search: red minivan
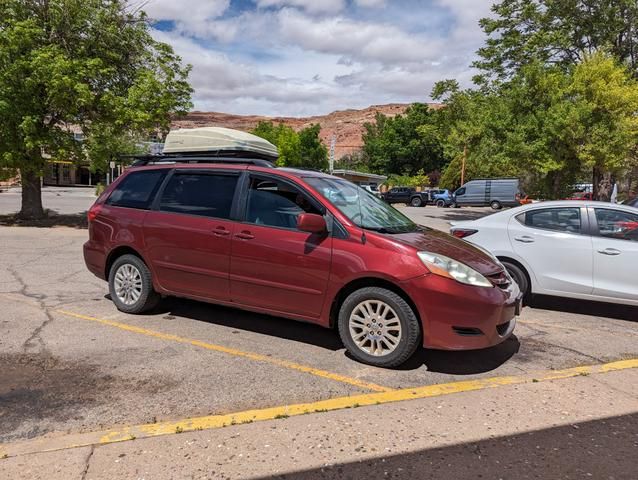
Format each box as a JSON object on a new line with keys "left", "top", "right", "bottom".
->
{"left": 84, "top": 158, "right": 521, "bottom": 367}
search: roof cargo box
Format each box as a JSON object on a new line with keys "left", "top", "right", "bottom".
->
{"left": 162, "top": 127, "right": 278, "bottom": 160}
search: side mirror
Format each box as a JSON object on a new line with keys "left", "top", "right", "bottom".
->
{"left": 297, "top": 213, "right": 327, "bottom": 234}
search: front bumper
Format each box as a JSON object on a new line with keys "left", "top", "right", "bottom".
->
{"left": 401, "top": 273, "right": 521, "bottom": 350}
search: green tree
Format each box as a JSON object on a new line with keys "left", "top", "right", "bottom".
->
{"left": 436, "top": 54, "right": 638, "bottom": 199}
{"left": 0, "top": 0, "right": 192, "bottom": 218}
{"left": 251, "top": 121, "right": 301, "bottom": 167}
{"left": 362, "top": 103, "right": 445, "bottom": 176}
{"left": 252, "top": 121, "right": 329, "bottom": 170}
{"left": 298, "top": 124, "right": 328, "bottom": 171}
{"left": 474, "top": 0, "right": 638, "bottom": 84}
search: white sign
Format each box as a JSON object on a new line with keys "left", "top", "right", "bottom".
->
{"left": 109, "top": 161, "right": 115, "bottom": 169}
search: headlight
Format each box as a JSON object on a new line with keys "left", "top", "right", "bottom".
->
{"left": 417, "top": 251, "right": 493, "bottom": 288}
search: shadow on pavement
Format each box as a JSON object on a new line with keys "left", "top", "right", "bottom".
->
{"left": 161, "top": 297, "right": 344, "bottom": 351}
{"left": 401, "top": 335, "right": 520, "bottom": 374}
{"left": 529, "top": 295, "right": 638, "bottom": 322}
{"left": 260, "top": 412, "right": 638, "bottom": 480}
{"left": 0, "top": 212, "right": 88, "bottom": 229}
{"left": 158, "top": 298, "right": 518, "bottom": 374}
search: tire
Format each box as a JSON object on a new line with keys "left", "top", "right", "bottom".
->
{"left": 436, "top": 199, "right": 446, "bottom": 208}
{"left": 501, "top": 260, "right": 530, "bottom": 301}
{"left": 338, "top": 287, "right": 421, "bottom": 368}
{"left": 490, "top": 200, "right": 502, "bottom": 210}
{"left": 108, "top": 254, "right": 160, "bottom": 314}
{"left": 410, "top": 197, "right": 423, "bottom": 207}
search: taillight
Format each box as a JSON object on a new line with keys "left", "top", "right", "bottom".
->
{"left": 87, "top": 204, "right": 102, "bottom": 223}
{"left": 452, "top": 229, "right": 478, "bottom": 239}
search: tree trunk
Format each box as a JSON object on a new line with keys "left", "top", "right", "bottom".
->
{"left": 19, "top": 168, "right": 45, "bottom": 219}
{"left": 593, "top": 166, "right": 613, "bottom": 202}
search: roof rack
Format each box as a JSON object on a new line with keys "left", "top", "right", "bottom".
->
{"left": 126, "top": 151, "right": 276, "bottom": 168}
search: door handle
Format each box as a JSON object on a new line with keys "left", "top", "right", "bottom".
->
{"left": 213, "top": 227, "right": 231, "bottom": 236}
{"left": 235, "top": 231, "right": 255, "bottom": 240}
{"left": 514, "top": 236, "right": 535, "bottom": 243}
{"left": 597, "top": 248, "right": 621, "bottom": 256}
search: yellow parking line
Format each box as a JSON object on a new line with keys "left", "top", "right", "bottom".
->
{"left": 55, "top": 310, "right": 393, "bottom": 393}
{"left": 2, "top": 357, "right": 637, "bottom": 458}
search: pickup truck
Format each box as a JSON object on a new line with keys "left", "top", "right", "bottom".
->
{"left": 382, "top": 187, "right": 429, "bottom": 207}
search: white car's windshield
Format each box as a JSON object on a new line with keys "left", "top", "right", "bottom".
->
{"left": 305, "top": 177, "right": 418, "bottom": 233}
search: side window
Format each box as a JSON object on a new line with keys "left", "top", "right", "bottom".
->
{"left": 523, "top": 208, "right": 582, "bottom": 234}
{"left": 455, "top": 187, "right": 466, "bottom": 196}
{"left": 594, "top": 209, "right": 638, "bottom": 242}
{"left": 245, "top": 177, "right": 322, "bottom": 230}
{"left": 106, "top": 169, "right": 167, "bottom": 210}
{"left": 159, "top": 173, "right": 238, "bottom": 219}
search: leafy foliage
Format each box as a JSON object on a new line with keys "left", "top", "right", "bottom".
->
{"left": 251, "top": 121, "right": 328, "bottom": 170}
{"left": 436, "top": 54, "right": 638, "bottom": 198}
{"left": 0, "top": 0, "right": 193, "bottom": 217}
{"left": 474, "top": 0, "right": 638, "bottom": 84}
{"left": 362, "top": 104, "right": 446, "bottom": 177}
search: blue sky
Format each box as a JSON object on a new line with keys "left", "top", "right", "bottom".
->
{"left": 143, "top": 0, "right": 494, "bottom": 116}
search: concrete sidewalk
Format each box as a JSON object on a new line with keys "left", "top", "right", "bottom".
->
{"left": 3, "top": 368, "right": 637, "bottom": 479}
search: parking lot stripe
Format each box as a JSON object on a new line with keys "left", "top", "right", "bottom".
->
{"left": 2, "top": 357, "right": 637, "bottom": 458}
{"left": 55, "top": 309, "right": 394, "bottom": 393}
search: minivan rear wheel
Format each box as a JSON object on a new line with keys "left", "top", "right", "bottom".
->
{"left": 490, "top": 200, "right": 502, "bottom": 210}
{"left": 109, "top": 254, "right": 160, "bottom": 314}
{"left": 338, "top": 287, "right": 421, "bottom": 368}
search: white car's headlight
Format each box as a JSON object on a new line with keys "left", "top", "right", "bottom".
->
{"left": 418, "top": 251, "right": 493, "bottom": 288}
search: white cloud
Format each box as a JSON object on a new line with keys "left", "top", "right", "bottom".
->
{"left": 146, "top": 1, "right": 492, "bottom": 116}
{"left": 278, "top": 9, "right": 443, "bottom": 65}
{"left": 255, "top": 0, "right": 346, "bottom": 15}
{"left": 355, "top": 0, "right": 386, "bottom": 7}
{"left": 143, "top": 0, "right": 230, "bottom": 23}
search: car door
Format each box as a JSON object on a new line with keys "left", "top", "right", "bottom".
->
{"left": 229, "top": 174, "right": 333, "bottom": 319}
{"left": 590, "top": 207, "right": 638, "bottom": 301}
{"left": 143, "top": 170, "right": 241, "bottom": 301}
{"left": 507, "top": 206, "right": 593, "bottom": 295}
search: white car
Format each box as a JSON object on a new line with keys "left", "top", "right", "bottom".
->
{"left": 450, "top": 201, "right": 638, "bottom": 306}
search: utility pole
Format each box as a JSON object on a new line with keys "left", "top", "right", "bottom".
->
{"left": 329, "top": 135, "right": 336, "bottom": 174}
{"left": 461, "top": 144, "right": 467, "bottom": 185}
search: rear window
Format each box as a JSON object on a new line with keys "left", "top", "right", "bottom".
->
{"left": 159, "top": 173, "right": 239, "bottom": 219}
{"left": 518, "top": 207, "right": 582, "bottom": 234}
{"left": 106, "top": 170, "right": 167, "bottom": 210}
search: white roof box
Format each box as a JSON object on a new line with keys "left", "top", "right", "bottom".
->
{"left": 163, "top": 127, "right": 278, "bottom": 159}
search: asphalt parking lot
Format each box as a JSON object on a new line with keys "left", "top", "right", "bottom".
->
{"left": 1, "top": 190, "right": 637, "bottom": 450}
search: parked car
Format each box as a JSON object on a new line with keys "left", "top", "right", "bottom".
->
{"left": 382, "top": 187, "right": 429, "bottom": 207}
{"left": 565, "top": 191, "right": 593, "bottom": 201}
{"left": 361, "top": 184, "right": 382, "bottom": 198}
{"left": 430, "top": 189, "right": 453, "bottom": 208}
{"left": 84, "top": 158, "right": 521, "bottom": 368}
{"left": 453, "top": 178, "right": 524, "bottom": 210}
{"left": 450, "top": 201, "right": 638, "bottom": 306}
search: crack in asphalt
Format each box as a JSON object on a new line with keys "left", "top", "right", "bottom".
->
{"left": 8, "top": 268, "right": 54, "bottom": 354}
{"left": 80, "top": 445, "right": 95, "bottom": 480}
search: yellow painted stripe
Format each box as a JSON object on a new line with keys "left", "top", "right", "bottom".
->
{"left": 55, "top": 310, "right": 393, "bottom": 393}
{"left": 2, "top": 357, "right": 637, "bottom": 458}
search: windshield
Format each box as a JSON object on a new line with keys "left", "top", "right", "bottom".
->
{"left": 305, "top": 177, "right": 418, "bottom": 233}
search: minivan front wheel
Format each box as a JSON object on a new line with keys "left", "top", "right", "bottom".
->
{"left": 109, "top": 254, "right": 160, "bottom": 314}
{"left": 338, "top": 287, "right": 421, "bottom": 368}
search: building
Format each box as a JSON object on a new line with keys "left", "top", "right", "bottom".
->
{"left": 330, "top": 169, "right": 387, "bottom": 188}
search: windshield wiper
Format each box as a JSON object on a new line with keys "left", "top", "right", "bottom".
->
{"left": 363, "top": 226, "right": 414, "bottom": 234}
